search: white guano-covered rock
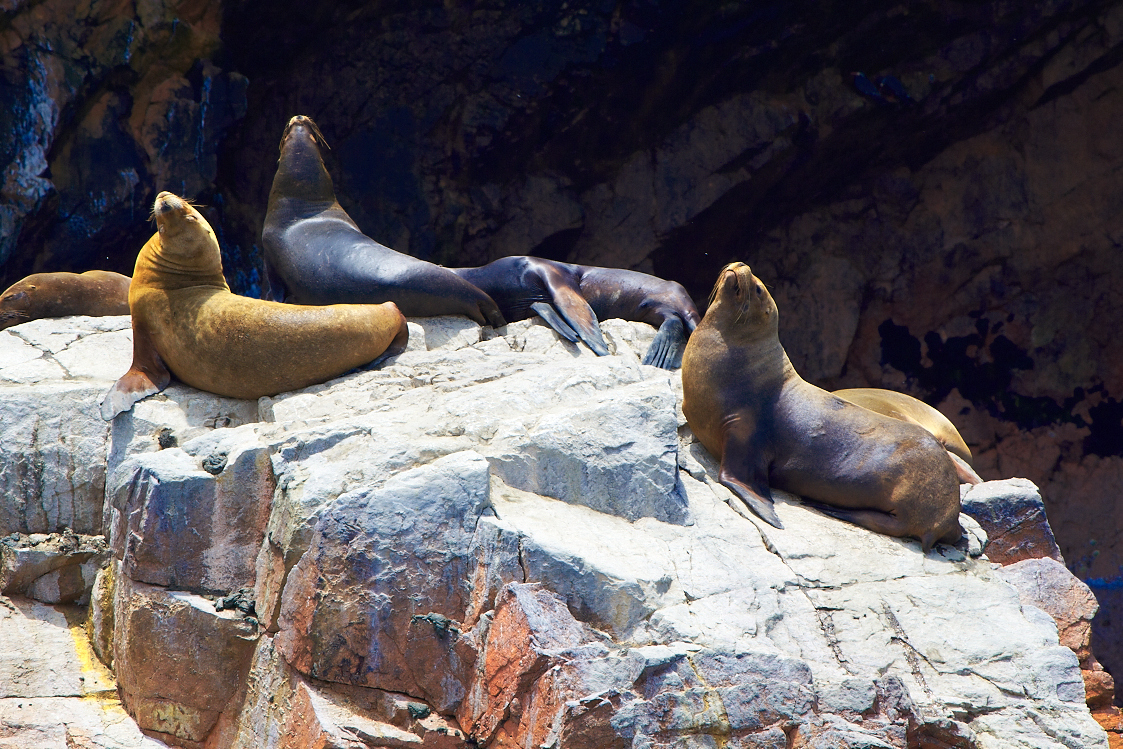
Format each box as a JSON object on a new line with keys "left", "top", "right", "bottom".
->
{"left": 0, "top": 316, "right": 132, "bottom": 535}
{"left": 0, "top": 314, "right": 1109, "bottom": 748}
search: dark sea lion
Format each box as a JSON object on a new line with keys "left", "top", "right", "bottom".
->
{"left": 681, "top": 262, "right": 962, "bottom": 551}
{"left": 453, "top": 256, "right": 700, "bottom": 369}
{"left": 833, "top": 388, "right": 983, "bottom": 485}
{"left": 261, "top": 115, "right": 505, "bottom": 327}
{"left": 101, "top": 192, "right": 408, "bottom": 420}
{"left": 0, "top": 271, "right": 131, "bottom": 331}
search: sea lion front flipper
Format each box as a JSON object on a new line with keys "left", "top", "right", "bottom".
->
{"left": 947, "top": 451, "right": 983, "bottom": 485}
{"left": 641, "top": 317, "right": 687, "bottom": 370}
{"left": 100, "top": 323, "right": 171, "bottom": 421}
{"left": 530, "top": 302, "right": 580, "bottom": 343}
{"left": 717, "top": 418, "right": 783, "bottom": 529}
{"left": 261, "top": 256, "right": 287, "bottom": 303}
{"left": 538, "top": 266, "right": 609, "bottom": 356}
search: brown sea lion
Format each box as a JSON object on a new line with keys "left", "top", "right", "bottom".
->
{"left": 452, "top": 256, "right": 701, "bottom": 369}
{"left": 0, "top": 271, "right": 130, "bottom": 331}
{"left": 681, "top": 262, "right": 962, "bottom": 551}
{"left": 101, "top": 192, "right": 408, "bottom": 420}
{"left": 833, "top": 388, "right": 983, "bottom": 485}
{"left": 261, "top": 115, "right": 505, "bottom": 328}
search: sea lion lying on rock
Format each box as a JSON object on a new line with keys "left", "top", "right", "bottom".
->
{"left": 101, "top": 192, "right": 407, "bottom": 420}
{"left": 681, "top": 262, "right": 962, "bottom": 551}
{"left": 0, "top": 271, "right": 130, "bottom": 330}
{"left": 261, "top": 115, "right": 505, "bottom": 328}
{"left": 452, "top": 256, "right": 700, "bottom": 369}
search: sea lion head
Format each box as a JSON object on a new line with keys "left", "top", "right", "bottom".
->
{"left": 145, "top": 192, "right": 225, "bottom": 284}
{"left": 708, "top": 262, "right": 778, "bottom": 338}
{"left": 153, "top": 192, "right": 218, "bottom": 254}
{"left": 0, "top": 280, "right": 33, "bottom": 330}
{"left": 272, "top": 115, "right": 336, "bottom": 203}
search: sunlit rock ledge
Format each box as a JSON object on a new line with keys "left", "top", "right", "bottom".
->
{"left": 0, "top": 314, "right": 1109, "bottom": 748}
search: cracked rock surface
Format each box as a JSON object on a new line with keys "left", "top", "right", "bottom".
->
{"left": 0, "top": 314, "right": 1110, "bottom": 747}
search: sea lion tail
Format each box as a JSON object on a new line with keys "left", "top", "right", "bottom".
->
{"left": 641, "top": 317, "right": 687, "bottom": 369}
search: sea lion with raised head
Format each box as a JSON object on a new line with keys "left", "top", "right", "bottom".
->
{"left": 261, "top": 115, "right": 505, "bottom": 328}
{"left": 681, "top": 262, "right": 962, "bottom": 551}
{"left": 0, "top": 271, "right": 130, "bottom": 331}
{"left": 833, "top": 388, "right": 983, "bottom": 485}
{"left": 101, "top": 192, "right": 408, "bottom": 420}
{"left": 452, "top": 256, "right": 700, "bottom": 368}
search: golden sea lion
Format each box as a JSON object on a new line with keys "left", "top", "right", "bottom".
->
{"left": 101, "top": 192, "right": 408, "bottom": 420}
{"left": 681, "top": 262, "right": 962, "bottom": 551}
{"left": 0, "top": 271, "right": 130, "bottom": 331}
{"left": 833, "top": 388, "right": 983, "bottom": 484}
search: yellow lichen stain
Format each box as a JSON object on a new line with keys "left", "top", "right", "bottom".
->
{"left": 60, "top": 603, "right": 118, "bottom": 700}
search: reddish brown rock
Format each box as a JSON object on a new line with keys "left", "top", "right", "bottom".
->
{"left": 458, "top": 582, "right": 594, "bottom": 745}
{"left": 214, "top": 636, "right": 466, "bottom": 749}
{"left": 113, "top": 574, "right": 258, "bottom": 745}
{"left": 960, "top": 479, "right": 1063, "bottom": 566}
{"left": 998, "top": 557, "right": 1097, "bottom": 663}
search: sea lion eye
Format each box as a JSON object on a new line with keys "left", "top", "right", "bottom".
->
{"left": 185, "top": 215, "right": 197, "bottom": 222}
{"left": 755, "top": 285, "right": 763, "bottom": 297}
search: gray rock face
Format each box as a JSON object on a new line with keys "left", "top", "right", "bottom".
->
{"left": 0, "top": 317, "right": 130, "bottom": 535}
{"left": 0, "top": 314, "right": 1110, "bottom": 748}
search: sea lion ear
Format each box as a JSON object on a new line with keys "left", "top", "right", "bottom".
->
{"left": 100, "top": 322, "right": 171, "bottom": 420}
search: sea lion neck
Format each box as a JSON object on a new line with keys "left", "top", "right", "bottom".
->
{"left": 270, "top": 126, "right": 338, "bottom": 208}
{"left": 134, "top": 193, "right": 228, "bottom": 291}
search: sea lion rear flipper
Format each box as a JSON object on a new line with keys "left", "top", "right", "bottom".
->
{"left": 100, "top": 323, "right": 171, "bottom": 421}
{"left": 530, "top": 302, "right": 580, "bottom": 342}
{"left": 641, "top": 317, "right": 687, "bottom": 369}
{"left": 539, "top": 267, "right": 609, "bottom": 356}
{"left": 801, "top": 500, "right": 937, "bottom": 549}
{"left": 717, "top": 418, "right": 782, "bottom": 528}
{"left": 361, "top": 311, "right": 411, "bottom": 370}
{"left": 947, "top": 451, "right": 983, "bottom": 485}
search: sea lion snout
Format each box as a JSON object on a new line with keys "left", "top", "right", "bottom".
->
{"left": 154, "top": 192, "right": 185, "bottom": 214}
{"left": 280, "top": 115, "right": 328, "bottom": 152}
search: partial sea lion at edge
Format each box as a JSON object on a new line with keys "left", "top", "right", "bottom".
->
{"left": 1, "top": 271, "right": 130, "bottom": 331}
{"left": 261, "top": 115, "right": 505, "bottom": 328}
{"left": 101, "top": 191, "right": 408, "bottom": 420}
{"left": 681, "top": 261, "right": 962, "bottom": 551}
{"left": 453, "top": 256, "right": 700, "bottom": 369}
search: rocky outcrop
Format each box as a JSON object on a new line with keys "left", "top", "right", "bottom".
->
{"left": 4, "top": 0, "right": 1123, "bottom": 696}
{"left": 0, "top": 314, "right": 1113, "bottom": 748}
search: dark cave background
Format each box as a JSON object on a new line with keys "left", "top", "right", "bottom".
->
{"left": 3, "top": 0, "right": 1123, "bottom": 700}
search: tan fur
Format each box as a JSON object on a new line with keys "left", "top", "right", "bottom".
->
{"left": 0, "top": 271, "right": 130, "bottom": 330}
{"left": 102, "top": 192, "right": 407, "bottom": 419}
{"left": 834, "top": 388, "right": 983, "bottom": 484}
{"left": 682, "top": 262, "right": 962, "bottom": 551}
